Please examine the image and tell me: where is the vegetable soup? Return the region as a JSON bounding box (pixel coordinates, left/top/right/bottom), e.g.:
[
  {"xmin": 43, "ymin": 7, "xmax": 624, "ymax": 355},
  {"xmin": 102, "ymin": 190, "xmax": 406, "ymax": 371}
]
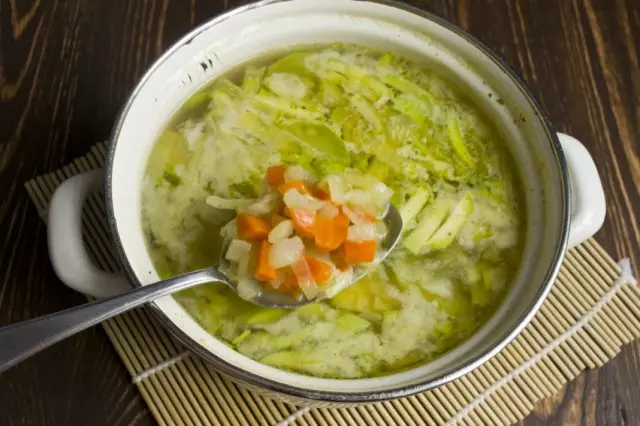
[{"xmin": 141, "ymin": 45, "xmax": 524, "ymax": 378}]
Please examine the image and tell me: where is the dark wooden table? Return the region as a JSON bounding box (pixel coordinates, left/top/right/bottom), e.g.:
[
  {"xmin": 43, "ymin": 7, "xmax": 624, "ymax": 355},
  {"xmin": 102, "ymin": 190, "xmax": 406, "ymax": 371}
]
[{"xmin": 1, "ymin": 0, "xmax": 638, "ymax": 424}]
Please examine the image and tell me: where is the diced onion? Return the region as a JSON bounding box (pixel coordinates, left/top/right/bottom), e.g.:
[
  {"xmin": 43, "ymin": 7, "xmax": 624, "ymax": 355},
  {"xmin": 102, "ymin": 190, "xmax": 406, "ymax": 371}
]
[
  {"xmin": 237, "ymin": 279, "xmax": 262, "ymax": 301},
  {"xmin": 284, "ymin": 165, "xmax": 312, "ymax": 183},
  {"xmin": 283, "ymin": 189, "xmax": 324, "ymax": 211},
  {"xmin": 371, "ymin": 182, "xmax": 393, "ymax": 205},
  {"xmin": 347, "ymin": 190, "xmax": 372, "ymax": 205},
  {"xmin": 342, "ymin": 205, "xmax": 367, "ymax": 225},
  {"xmin": 236, "ymin": 251, "xmax": 251, "ymax": 279},
  {"xmin": 291, "ymin": 258, "xmax": 320, "ymax": 299},
  {"xmin": 326, "ymin": 175, "xmax": 349, "ymax": 204},
  {"xmin": 347, "ymin": 223, "xmax": 376, "ymax": 242},
  {"xmin": 269, "ymin": 236, "xmax": 304, "ymax": 269},
  {"xmin": 319, "ymin": 203, "xmax": 339, "ymax": 219},
  {"xmin": 268, "ymin": 219, "xmax": 294, "ymax": 243},
  {"xmin": 225, "ymin": 239, "xmax": 252, "ymax": 262},
  {"xmin": 374, "ymin": 222, "xmax": 388, "ymax": 239}
]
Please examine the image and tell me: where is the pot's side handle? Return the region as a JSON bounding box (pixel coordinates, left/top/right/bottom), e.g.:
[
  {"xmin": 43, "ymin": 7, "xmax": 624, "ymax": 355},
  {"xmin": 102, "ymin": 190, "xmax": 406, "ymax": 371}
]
[
  {"xmin": 48, "ymin": 170, "xmax": 130, "ymax": 298},
  {"xmin": 558, "ymin": 133, "xmax": 607, "ymax": 249}
]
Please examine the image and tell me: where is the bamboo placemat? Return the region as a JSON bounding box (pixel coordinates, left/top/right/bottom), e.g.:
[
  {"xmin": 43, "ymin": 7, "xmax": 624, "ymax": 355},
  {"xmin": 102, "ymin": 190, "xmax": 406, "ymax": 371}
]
[{"xmin": 26, "ymin": 143, "xmax": 638, "ymax": 426}]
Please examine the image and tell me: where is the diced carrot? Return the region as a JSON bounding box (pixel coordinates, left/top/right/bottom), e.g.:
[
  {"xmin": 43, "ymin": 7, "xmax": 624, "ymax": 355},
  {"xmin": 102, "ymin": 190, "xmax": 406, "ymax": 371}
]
[
  {"xmin": 343, "ymin": 240, "xmax": 377, "ymax": 264},
  {"xmin": 255, "ymin": 240, "xmax": 277, "ymax": 281},
  {"xmin": 236, "ymin": 214, "xmax": 271, "ymax": 241},
  {"xmin": 305, "ymin": 257, "xmax": 333, "ymax": 284},
  {"xmin": 312, "ymin": 187, "xmax": 331, "ymax": 201},
  {"xmin": 288, "ymin": 208, "xmax": 316, "ymax": 238},
  {"xmin": 330, "ymin": 249, "xmax": 350, "ymax": 272},
  {"xmin": 278, "ymin": 180, "xmax": 309, "ymax": 195},
  {"xmin": 266, "ymin": 165, "xmax": 287, "ymax": 187},
  {"xmin": 313, "ymin": 213, "xmax": 349, "ymax": 252}
]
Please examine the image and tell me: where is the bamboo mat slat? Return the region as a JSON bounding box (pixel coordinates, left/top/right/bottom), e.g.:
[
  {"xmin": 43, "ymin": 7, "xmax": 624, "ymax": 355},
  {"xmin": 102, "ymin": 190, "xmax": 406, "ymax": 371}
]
[{"xmin": 25, "ymin": 143, "xmax": 638, "ymax": 426}]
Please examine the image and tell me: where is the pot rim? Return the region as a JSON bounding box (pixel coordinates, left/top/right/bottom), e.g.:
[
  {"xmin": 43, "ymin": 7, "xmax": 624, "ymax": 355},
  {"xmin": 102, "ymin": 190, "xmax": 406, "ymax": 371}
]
[{"xmin": 105, "ymin": 0, "xmax": 570, "ymax": 403}]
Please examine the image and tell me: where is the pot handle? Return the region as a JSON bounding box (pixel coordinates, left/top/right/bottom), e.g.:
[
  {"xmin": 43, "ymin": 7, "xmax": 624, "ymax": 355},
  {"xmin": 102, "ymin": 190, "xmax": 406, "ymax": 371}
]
[
  {"xmin": 558, "ymin": 133, "xmax": 606, "ymax": 249},
  {"xmin": 47, "ymin": 170, "xmax": 130, "ymax": 298}
]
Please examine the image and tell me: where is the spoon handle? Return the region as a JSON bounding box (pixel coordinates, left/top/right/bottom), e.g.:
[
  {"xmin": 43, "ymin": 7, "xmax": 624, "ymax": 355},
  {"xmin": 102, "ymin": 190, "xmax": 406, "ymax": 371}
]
[{"xmin": 0, "ymin": 268, "xmax": 224, "ymax": 374}]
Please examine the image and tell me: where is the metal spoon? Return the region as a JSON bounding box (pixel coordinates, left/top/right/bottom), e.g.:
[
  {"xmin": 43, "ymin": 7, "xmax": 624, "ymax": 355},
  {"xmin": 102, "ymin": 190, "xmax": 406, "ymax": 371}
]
[{"xmin": 0, "ymin": 205, "xmax": 402, "ymax": 374}]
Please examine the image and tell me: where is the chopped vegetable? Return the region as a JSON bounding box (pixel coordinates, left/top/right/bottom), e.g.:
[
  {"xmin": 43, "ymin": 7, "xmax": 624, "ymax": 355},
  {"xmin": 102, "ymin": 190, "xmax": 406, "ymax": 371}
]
[
  {"xmin": 266, "ymin": 165, "xmax": 287, "ymax": 187},
  {"xmin": 343, "ymin": 240, "xmax": 377, "ymax": 264},
  {"xmin": 268, "ymin": 219, "xmax": 294, "ymax": 243},
  {"xmin": 236, "ymin": 215, "xmax": 271, "ymax": 241},
  {"xmin": 255, "ymin": 240, "xmax": 277, "ymax": 281},
  {"xmin": 269, "ymin": 236, "xmax": 304, "ymax": 269},
  {"xmin": 314, "ymin": 213, "xmax": 349, "ymax": 252},
  {"xmin": 225, "ymin": 239, "xmax": 252, "ymax": 262},
  {"xmin": 426, "ymin": 192, "xmax": 474, "ymax": 250},
  {"xmin": 289, "ymin": 208, "xmax": 317, "ymax": 239},
  {"xmin": 278, "ymin": 180, "xmax": 310, "ymax": 195},
  {"xmin": 305, "ymin": 257, "xmax": 334, "ymax": 284}
]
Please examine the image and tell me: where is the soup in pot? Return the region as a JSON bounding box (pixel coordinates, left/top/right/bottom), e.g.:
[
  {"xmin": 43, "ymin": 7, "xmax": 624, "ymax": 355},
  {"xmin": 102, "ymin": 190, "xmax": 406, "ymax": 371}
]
[{"xmin": 141, "ymin": 45, "xmax": 524, "ymax": 378}]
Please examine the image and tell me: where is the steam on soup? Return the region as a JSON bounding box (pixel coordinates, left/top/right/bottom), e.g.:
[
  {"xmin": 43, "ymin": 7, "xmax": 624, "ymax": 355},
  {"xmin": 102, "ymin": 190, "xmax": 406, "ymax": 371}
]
[{"xmin": 141, "ymin": 45, "xmax": 524, "ymax": 379}]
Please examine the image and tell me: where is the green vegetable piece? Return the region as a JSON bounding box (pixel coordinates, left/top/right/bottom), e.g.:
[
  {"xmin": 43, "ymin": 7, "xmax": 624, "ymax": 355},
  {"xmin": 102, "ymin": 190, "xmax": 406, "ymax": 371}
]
[
  {"xmin": 336, "ymin": 313, "xmax": 371, "ymax": 333},
  {"xmin": 242, "ymin": 65, "xmax": 266, "ymax": 94},
  {"xmin": 231, "ymin": 329, "xmax": 252, "ymax": 345},
  {"xmin": 447, "ymin": 115, "xmax": 475, "ymax": 167},
  {"xmin": 403, "ymin": 198, "xmax": 451, "ymax": 254},
  {"xmin": 426, "ymin": 192, "xmax": 474, "ymax": 250},
  {"xmin": 252, "ymin": 92, "xmax": 320, "ymax": 121},
  {"xmin": 260, "ymin": 351, "xmax": 319, "ymax": 370},
  {"xmin": 382, "ymin": 74, "xmax": 434, "ymax": 103},
  {"xmin": 400, "ymin": 188, "xmax": 431, "ymax": 226},
  {"xmin": 146, "ymin": 130, "xmax": 190, "ymax": 181},
  {"xmin": 181, "ymin": 91, "xmax": 211, "ymax": 111},
  {"xmin": 350, "ymin": 95, "xmax": 383, "ymax": 131},
  {"xmin": 311, "ymin": 157, "xmax": 347, "ymax": 176},
  {"xmin": 285, "ymin": 122, "xmax": 350, "ymax": 164},
  {"xmin": 295, "ymin": 303, "xmax": 331, "ymax": 321},
  {"xmin": 245, "ymin": 309, "xmax": 289, "ymax": 325},
  {"xmin": 392, "ymin": 93, "xmax": 430, "ymax": 124},
  {"xmin": 268, "ymin": 52, "xmax": 315, "ymax": 80}
]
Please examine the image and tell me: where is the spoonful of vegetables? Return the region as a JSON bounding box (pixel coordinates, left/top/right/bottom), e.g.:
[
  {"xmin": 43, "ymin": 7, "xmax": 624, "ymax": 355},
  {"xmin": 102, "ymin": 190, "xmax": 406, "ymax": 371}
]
[{"xmin": 0, "ymin": 165, "xmax": 402, "ymax": 373}]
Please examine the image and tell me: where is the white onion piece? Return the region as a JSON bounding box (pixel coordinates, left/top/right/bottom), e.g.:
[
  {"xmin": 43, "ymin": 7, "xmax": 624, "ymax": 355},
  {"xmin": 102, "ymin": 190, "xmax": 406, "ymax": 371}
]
[
  {"xmin": 268, "ymin": 219, "xmax": 294, "ymax": 243},
  {"xmin": 284, "ymin": 165, "xmax": 312, "ymax": 183},
  {"xmin": 347, "ymin": 223, "xmax": 376, "ymax": 242},
  {"xmin": 342, "ymin": 205, "xmax": 367, "ymax": 225},
  {"xmin": 375, "ymin": 222, "xmax": 388, "ymax": 240},
  {"xmin": 237, "ymin": 279, "xmax": 262, "ymax": 301},
  {"xmin": 291, "ymin": 258, "xmax": 320, "ymax": 300},
  {"xmin": 319, "ymin": 203, "xmax": 339, "ymax": 219},
  {"xmin": 347, "ymin": 190, "xmax": 372, "ymax": 205},
  {"xmin": 269, "ymin": 236, "xmax": 304, "ymax": 269},
  {"xmin": 246, "ymin": 192, "xmax": 279, "ymax": 216},
  {"xmin": 225, "ymin": 239, "xmax": 252, "ymax": 262},
  {"xmin": 326, "ymin": 175, "xmax": 349, "ymax": 204},
  {"xmin": 371, "ymin": 182, "xmax": 393, "ymax": 205},
  {"xmin": 236, "ymin": 251, "xmax": 251, "ymax": 279},
  {"xmin": 282, "ymin": 189, "xmax": 324, "ymax": 211}
]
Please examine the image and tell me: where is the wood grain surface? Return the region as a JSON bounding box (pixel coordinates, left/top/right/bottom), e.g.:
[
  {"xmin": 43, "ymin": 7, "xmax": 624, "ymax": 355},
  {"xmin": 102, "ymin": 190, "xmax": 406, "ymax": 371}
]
[{"xmin": 0, "ymin": 0, "xmax": 638, "ymax": 425}]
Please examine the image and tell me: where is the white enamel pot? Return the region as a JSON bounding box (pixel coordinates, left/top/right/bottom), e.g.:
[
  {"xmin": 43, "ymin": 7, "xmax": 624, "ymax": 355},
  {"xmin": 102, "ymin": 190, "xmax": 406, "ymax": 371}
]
[{"xmin": 47, "ymin": 0, "xmax": 606, "ymax": 405}]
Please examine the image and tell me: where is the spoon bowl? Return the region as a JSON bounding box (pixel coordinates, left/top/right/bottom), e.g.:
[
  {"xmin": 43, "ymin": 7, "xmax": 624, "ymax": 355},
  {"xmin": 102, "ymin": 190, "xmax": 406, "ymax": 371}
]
[{"xmin": 234, "ymin": 204, "xmax": 404, "ymax": 308}]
